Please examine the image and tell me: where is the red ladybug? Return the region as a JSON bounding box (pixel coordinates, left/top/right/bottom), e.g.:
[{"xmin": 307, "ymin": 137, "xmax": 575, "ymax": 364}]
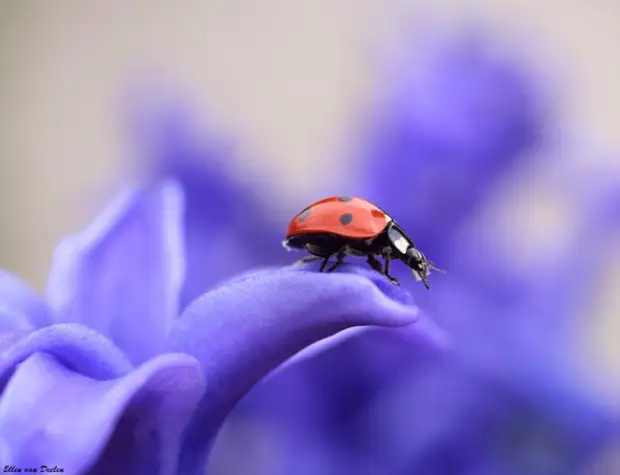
[{"xmin": 283, "ymin": 196, "xmax": 438, "ymax": 288}]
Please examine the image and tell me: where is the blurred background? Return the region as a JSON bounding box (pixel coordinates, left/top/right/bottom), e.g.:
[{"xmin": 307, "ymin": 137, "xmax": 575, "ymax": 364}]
[
  {"xmin": 1, "ymin": 0, "xmax": 619, "ymax": 383},
  {"xmin": 1, "ymin": 1, "xmax": 619, "ymax": 472}
]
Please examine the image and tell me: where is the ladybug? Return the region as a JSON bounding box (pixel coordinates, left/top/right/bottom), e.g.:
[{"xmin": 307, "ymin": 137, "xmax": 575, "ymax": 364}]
[{"xmin": 283, "ymin": 196, "xmax": 439, "ymax": 288}]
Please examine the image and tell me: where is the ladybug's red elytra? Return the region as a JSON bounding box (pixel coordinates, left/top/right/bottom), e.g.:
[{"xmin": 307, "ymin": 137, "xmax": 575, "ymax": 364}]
[{"xmin": 283, "ymin": 196, "xmax": 439, "ymax": 288}]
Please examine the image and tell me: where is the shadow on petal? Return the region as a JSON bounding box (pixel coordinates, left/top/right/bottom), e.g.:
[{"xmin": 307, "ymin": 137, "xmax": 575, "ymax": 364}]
[
  {"xmin": 168, "ymin": 264, "xmax": 446, "ymax": 474},
  {"xmin": 0, "ymin": 352, "xmax": 204, "ymax": 474}
]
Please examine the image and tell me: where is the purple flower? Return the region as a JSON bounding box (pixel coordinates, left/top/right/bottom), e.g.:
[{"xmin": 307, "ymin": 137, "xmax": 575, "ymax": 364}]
[
  {"xmin": 182, "ymin": 36, "xmax": 617, "ymax": 474},
  {"xmin": 0, "ymin": 180, "xmax": 444, "ymax": 473},
  {"xmin": 126, "ymin": 91, "xmax": 290, "ymax": 308},
  {"xmin": 353, "ymin": 35, "xmax": 544, "ymax": 259},
  {"xmin": 2, "ymin": 29, "xmax": 616, "ymax": 475}
]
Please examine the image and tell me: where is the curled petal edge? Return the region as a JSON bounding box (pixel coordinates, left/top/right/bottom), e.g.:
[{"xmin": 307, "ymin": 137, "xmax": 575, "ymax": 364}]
[{"xmin": 0, "ymin": 323, "xmax": 133, "ymax": 388}]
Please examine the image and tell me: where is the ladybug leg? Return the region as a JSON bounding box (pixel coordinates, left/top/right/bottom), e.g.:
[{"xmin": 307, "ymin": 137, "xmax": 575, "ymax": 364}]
[
  {"xmin": 326, "ymin": 249, "xmax": 347, "ymax": 273},
  {"xmin": 384, "ymin": 259, "xmax": 399, "ymax": 286},
  {"xmin": 381, "ymin": 248, "xmax": 399, "ymax": 286},
  {"xmin": 293, "ymin": 256, "xmax": 324, "ymax": 267},
  {"xmin": 366, "ymin": 254, "xmax": 383, "ymax": 274},
  {"xmin": 318, "ymin": 257, "xmax": 331, "ymax": 272}
]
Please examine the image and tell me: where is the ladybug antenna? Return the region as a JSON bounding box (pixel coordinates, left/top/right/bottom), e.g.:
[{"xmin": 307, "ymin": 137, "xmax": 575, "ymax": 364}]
[
  {"xmin": 413, "ymin": 259, "xmax": 445, "ymax": 290},
  {"xmin": 427, "ymin": 260, "xmax": 447, "ymax": 274}
]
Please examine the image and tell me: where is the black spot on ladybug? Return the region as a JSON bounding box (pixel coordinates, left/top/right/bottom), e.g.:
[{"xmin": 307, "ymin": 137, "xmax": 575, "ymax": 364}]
[
  {"xmin": 338, "ymin": 196, "xmax": 353, "ymax": 202},
  {"xmin": 298, "ymin": 209, "xmax": 311, "ymax": 222},
  {"xmin": 339, "ymin": 213, "xmax": 353, "ymax": 225}
]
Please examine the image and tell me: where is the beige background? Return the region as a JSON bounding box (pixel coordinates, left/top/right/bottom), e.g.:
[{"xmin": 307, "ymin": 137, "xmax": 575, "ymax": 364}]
[{"xmin": 1, "ymin": 1, "xmax": 619, "ymax": 391}]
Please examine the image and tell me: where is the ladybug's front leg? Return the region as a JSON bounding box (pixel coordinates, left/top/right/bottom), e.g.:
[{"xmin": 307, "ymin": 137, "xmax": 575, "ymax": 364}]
[
  {"xmin": 367, "ymin": 254, "xmax": 398, "ymax": 285},
  {"xmin": 381, "ymin": 248, "xmax": 399, "ymax": 286},
  {"xmin": 366, "ymin": 254, "xmax": 383, "ymax": 273}
]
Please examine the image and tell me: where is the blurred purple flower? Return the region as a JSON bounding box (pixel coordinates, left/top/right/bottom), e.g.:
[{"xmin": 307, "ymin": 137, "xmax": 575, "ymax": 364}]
[
  {"xmin": 0, "ymin": 180, "xmax": 442, "ymax": 473},
  {"xmin": 127, "ymin": 92, "xmax": 289, "ymax": 307},
  {"xmin": 139, "ymin": 36, "xmax": 617, "ymax": 475},
  {"xmin": 1, "ymin": 28, "xmax": 615, "ymax": 475},
  {"xmin": 353, "ymin": 36, "xmax": 544, "ymax": 259}
]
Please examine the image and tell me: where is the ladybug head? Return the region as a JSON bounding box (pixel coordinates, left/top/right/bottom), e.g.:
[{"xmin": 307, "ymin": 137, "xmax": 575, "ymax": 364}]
[
  {"xmin": 386, "ymin": 223, "xmax": 444, "ymax": 289},
  {"xmin": 405, "ymin": 248, "xmax": 446, "ymax": 289},
  {"xmin": 405, "ymin": 248, "xmax": 432, "ymax": 289}
]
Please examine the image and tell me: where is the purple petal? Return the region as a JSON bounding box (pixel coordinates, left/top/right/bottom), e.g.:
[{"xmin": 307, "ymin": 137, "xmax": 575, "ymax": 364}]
[
  {"xmin": 127, "ymin": 89, "xmax": 289, "ymax": 307},
  {"xmin": 0, "ymin": 351, "xmax": 204, "ymax": 474},
  {"xmin": 216, "ymin": 315, "xmax": 617, "ymax": 475},
  {"xmin": 415, "ymin": 154, "xmax": 620, "ymax": 336},
  {"xmin": 0, "ymin": 323, "xmax": 132, "ymax": 388},
  {"xmin": 356, "ymin": 351, "xmax": 618, "ymax": 474},
  {"xmin": 168, "ymin": 264, "xmax": 441, "ymax": 474},
  {"xmin": 352, "ymin": 35, "xmax": 544, "ymax": 257},
  {"xmin": 0, "ymin": 270, "xmax": 52, "ymax": 334},
  {"xmin": 46, "ymin": 180, "xmax": 185, "ymax": 364}
]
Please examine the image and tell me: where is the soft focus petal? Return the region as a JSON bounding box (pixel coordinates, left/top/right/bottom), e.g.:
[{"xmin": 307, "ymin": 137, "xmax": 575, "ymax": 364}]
[
  {"xmin": 368, "ymin": 254, "xmax": 619, "ymax": 474},
  {"xmin": 210, "ymin": 325, "xmax": 442, "ymax": 475},
  {"xmin": 46, "ymin": 180, "xmax": 185, "ymax": 364},
  {"xmin": 217, "ymin": 312, "xmax": 617, "ymax": 475},
  {"xmin": 353, "ymin": 35, "xmax": 543, "ymax": 257},
  {"xmin": 417, "ymin": 153, "xmax": 620, "ymax": 336},
  {"xmin": 395, "ymin": 241, "xmax": 620, "ymax": 472},
  {"xmin": 0, "ymin": 270, "xmax": 52, "ymax": 335},
  {"xmin": 168, "ymin": 264, "xmax": 441, "ymax": 474},
  {"xmin": 208, "ymin": 216, "xmax": 618, "ymax": 475},
  {"xmin": 0, "ymin": 351, "xmax": 204, "ymax": 475},
  {"xmin": 357, "ymin": 344, "xmax": 618, "ymax": 475},
  {"xmin": 128, "ymin": 89, "xmax": 288, "ymax": 307}
]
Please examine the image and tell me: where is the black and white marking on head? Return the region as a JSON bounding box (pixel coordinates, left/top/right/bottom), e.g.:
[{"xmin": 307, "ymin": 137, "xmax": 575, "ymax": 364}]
[
  {"xmin": 408, "ymin": 248, "xmax": 423, "ymax": 260},
  {"xmin": 339, "ymin": 213, "xmax": 353, "ymax": 225},
  {"xmin": 387, "ymin": 226, "xmax": 410, "ymax": 254},
  {"xmin": 298, "ymin": 208, "xmax": 312, "ymax": 222}
]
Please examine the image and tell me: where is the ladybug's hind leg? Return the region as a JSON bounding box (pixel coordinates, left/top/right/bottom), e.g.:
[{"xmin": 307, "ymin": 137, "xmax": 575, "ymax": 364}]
[
  {"xmin": 293, "ymin": 256, "xmax": 324, "ymax": 267},
  {"xmin": 319, "ymin": 256, "xmax": 331, "ymax": 272},
  {"xmin": 293, "ymin": 255, "xmax": 332, "ymax": 272},
  {"xmin": 325, "ymin": 249, "xmax": 347, "ymax": 273}
]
